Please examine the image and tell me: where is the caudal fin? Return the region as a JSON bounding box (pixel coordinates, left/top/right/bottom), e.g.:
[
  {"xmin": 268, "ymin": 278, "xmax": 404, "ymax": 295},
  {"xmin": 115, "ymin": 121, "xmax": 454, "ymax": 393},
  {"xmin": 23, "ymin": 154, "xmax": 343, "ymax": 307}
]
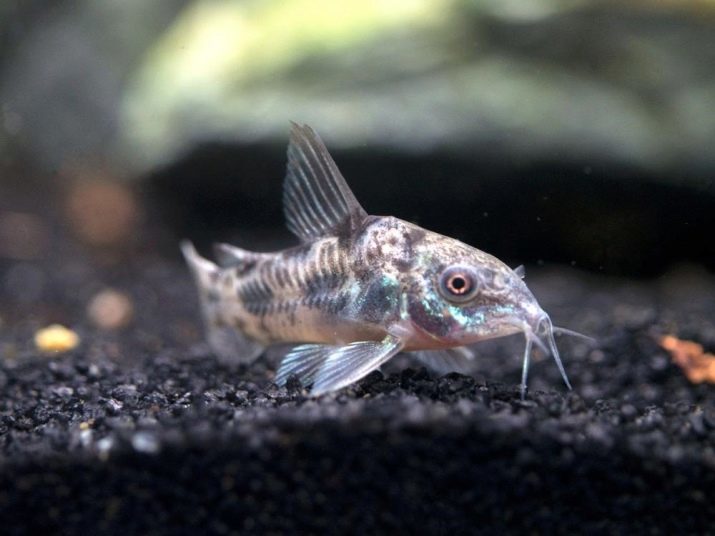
[{"xmin": 181, "ymin": 241, "xmax": 264, "ymax": 364}]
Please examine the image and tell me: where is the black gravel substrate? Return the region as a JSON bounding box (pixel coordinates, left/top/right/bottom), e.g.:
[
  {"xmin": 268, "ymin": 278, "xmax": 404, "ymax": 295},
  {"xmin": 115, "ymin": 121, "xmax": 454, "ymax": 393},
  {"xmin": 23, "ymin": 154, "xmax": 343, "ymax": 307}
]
[{"xmin": 0, "ymin": 255, "xmax": 714, "ymax": 535}]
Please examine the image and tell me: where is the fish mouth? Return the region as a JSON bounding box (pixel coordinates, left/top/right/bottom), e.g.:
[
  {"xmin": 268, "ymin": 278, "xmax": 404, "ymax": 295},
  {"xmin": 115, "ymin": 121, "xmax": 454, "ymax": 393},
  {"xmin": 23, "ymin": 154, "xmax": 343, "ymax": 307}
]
[{"xmin": 506, "ymin": 311, "xmax": 579, "ymax": 400}]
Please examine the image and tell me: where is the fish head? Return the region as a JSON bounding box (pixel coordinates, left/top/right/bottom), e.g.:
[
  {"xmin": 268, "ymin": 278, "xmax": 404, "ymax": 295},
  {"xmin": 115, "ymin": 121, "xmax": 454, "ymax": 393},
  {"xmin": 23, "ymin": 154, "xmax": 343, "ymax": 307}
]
[{"xmin": 405, "ymin": 232, "xmax": 551, "ymax": 349}]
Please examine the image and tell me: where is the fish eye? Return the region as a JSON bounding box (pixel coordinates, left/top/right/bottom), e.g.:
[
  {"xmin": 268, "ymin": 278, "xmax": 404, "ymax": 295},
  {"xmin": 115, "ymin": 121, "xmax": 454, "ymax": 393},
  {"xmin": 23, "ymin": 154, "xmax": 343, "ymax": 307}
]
[{"xmin": 438, "ymin": 266, "xmax": 479, "ymax": 303}]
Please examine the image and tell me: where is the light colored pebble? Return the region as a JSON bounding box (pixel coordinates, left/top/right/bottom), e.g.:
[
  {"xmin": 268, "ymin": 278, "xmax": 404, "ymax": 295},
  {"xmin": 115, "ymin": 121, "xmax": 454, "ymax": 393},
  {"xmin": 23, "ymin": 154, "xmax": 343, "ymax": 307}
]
[{"xmin": 34, "ymin": 324, "xmax": 80, "ymax": 353}]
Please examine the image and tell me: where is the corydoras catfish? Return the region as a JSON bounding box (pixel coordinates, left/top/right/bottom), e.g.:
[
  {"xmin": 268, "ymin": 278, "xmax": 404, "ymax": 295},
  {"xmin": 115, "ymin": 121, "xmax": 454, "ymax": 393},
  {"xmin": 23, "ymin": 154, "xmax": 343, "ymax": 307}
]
[{"xmin": 182, "ymin": 123, "xmax": 590, "ymax": 397}]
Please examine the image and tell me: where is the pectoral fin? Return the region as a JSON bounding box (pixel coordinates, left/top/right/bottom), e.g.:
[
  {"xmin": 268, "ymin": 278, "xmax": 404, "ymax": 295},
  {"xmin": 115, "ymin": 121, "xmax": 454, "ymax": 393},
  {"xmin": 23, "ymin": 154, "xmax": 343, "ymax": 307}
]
[
  {"xmin": 276, "ymin": 334, "xmax": 404, "ymax": 394},
  {"xmin": 312, "ymin": 334, "xmax": 405, "ymax": 395},
  {"xmin": 275, "ymin": 344, "xmax": 333, "ymax": 388},
  {"xmin": 413, "ymin": 346, "xmax": 475, "ymax": 375}
]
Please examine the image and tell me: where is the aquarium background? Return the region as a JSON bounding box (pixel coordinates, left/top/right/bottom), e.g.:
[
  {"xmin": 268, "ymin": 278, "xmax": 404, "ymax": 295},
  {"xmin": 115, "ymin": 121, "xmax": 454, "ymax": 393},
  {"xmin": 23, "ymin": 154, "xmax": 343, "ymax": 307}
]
[
  {"xmin": 2, "ymin": 0, "xmax": 715, "ymax": 277},
  {"xmin": 1, "ymin": 1, "xmax": 715, "ymax": 534}
]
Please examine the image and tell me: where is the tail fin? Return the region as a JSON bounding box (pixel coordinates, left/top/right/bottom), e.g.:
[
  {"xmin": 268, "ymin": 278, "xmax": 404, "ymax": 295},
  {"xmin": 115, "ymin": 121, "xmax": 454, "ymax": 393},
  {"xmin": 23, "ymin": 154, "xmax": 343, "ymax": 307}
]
[{"xmin": 181, "ymin": 241, "xmax": 264, "ymax": 364}]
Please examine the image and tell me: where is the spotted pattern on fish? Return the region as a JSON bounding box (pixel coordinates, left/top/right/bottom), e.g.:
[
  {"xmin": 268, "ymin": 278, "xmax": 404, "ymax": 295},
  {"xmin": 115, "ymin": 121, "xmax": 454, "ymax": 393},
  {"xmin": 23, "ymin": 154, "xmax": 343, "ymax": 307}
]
[{"xmin": 183, "ymin": 122, "xmax": 585, "ymax": 397}]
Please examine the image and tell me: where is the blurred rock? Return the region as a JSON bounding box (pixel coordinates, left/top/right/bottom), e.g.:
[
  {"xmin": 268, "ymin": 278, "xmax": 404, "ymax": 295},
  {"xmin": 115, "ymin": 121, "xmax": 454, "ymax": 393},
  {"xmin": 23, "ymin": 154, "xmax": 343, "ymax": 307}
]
[
  {"xmin": 3, "ymin": 0, "xmax": 715, "ymax": 188},
  {"xmin": 34, "ymin": 324, "xmax": 80, "ymax": 354},
  {"xmin": 64, "ymin": 175, "xmax": 140, "ymax": 248},
  {"xmin": 87, "ymin": 289, "xmax": 134, "ymax": 330},
  {"xmin": 117, "ymin": 0, "xmax": 715, "ymax": 184}
]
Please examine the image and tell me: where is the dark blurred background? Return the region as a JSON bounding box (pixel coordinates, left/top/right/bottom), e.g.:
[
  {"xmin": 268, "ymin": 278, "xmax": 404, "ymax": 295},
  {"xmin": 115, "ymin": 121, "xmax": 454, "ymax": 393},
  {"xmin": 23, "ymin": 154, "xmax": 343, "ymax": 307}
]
[{"xmin": 2, "ymin": 0, "xmax": 715, "ymax": 296}]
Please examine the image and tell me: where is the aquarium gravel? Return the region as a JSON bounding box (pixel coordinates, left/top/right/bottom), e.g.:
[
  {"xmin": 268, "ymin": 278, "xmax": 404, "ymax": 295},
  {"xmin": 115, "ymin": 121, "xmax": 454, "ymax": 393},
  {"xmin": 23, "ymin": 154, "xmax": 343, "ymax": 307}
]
[{"xmin": 0, "ymin": 256, "xmax": 713, "ymax": 534}]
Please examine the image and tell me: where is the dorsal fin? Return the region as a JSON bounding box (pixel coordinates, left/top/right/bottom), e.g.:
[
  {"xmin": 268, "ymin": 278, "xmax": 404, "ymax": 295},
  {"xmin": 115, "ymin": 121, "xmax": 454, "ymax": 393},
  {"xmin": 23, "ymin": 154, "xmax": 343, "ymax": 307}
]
[{"xmin": 283, "ymin": 122, "xmax": 367, "ymax": 242}]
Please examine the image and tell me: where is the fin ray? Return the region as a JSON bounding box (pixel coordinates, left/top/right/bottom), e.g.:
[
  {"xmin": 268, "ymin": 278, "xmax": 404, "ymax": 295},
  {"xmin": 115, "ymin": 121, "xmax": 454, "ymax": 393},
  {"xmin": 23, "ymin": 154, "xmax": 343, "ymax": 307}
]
[
  {"xmin": 311, "ymin": 334, "xmax": 404, "ymax": 395},
  {"xmin": 275, "ymin": 344, "xmax": 335, "ymax": 387},
  {"xmin": 283, "ymin": 122, "xmax": 367, "ymax": 242}
]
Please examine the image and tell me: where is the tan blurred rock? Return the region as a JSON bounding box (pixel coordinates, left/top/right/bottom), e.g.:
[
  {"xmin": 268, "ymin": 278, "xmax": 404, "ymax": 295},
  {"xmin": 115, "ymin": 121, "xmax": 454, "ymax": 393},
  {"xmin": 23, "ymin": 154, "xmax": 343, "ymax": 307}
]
[
  {"xmin": 65, "ymin": 177, "xmax": 140, "ymax": 249},
  {"xmin": 87, "ymin": 289, "xmax": 134, "ymax": 330}
]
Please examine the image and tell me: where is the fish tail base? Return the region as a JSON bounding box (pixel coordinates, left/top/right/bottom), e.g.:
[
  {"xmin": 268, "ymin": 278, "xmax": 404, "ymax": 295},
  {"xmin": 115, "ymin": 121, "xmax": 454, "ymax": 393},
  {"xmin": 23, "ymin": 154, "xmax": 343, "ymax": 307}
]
[{"xmin": 181, "ymin": 240, "xmax": 264, "ymax": 364}]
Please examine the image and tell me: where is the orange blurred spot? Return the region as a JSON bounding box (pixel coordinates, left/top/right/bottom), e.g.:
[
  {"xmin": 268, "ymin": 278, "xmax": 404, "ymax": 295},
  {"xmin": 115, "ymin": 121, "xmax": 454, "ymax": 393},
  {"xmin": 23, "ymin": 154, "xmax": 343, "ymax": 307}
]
[
  {"xmin": 660, "ymin": 335, "xmax": 715, "ymax": 384},
  {"xmin": 65, "ymin": 175, "xmax": 140, "ymax": 248},
  {"xmin": 87, "ymin": 289, "xmax": 134, "ymax": 330}
]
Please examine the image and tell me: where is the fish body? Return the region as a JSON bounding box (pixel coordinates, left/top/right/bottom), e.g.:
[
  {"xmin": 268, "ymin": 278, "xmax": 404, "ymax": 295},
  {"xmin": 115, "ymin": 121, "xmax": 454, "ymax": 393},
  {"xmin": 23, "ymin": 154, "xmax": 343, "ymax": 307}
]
[{"xmin": 183, "ymin": 123, "xmax": 584, "ymax": 396}]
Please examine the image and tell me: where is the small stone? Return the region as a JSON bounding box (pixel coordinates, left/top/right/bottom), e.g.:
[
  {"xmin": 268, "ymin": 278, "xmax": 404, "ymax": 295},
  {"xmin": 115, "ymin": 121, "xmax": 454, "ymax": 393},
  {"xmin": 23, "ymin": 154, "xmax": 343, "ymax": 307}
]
[
  {"xmin": 131, "ymin": 431, "xmax": 160, "ymax": 454},
  {"xmin": 79, "ymin": 429, "xmax": 93, "ymax": 448},
  {"xmin": 96, "ymin": 436, "xmax": 115, "ymax": 461},
  {"xmin": 620, "ymin": 404, "xmax": 638, "ymax": 419},
  {"xmin": 105, "ymin": 398, "xmax": 124, "ymax": 414},
  {"xmin": 51, "ymin": 386, "xmax": 74, "ymax": 398},
  {"xmin": 34, "ymin": 324, "xmax": 80, "ymax": 354}
]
